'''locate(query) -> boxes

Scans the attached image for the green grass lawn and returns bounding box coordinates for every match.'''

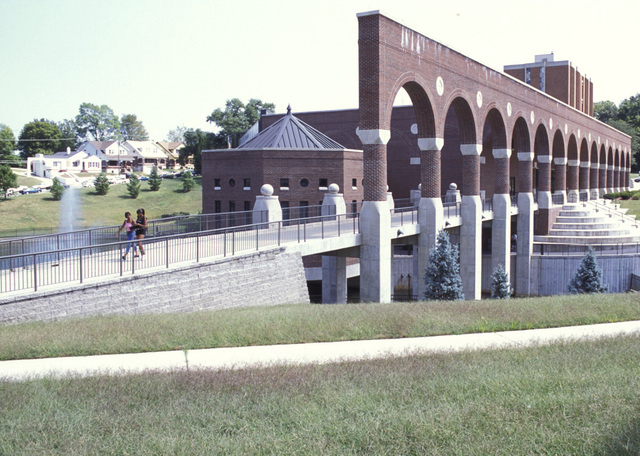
[0,177,202,233]
[620,197,640,217]
[1,293,638,361]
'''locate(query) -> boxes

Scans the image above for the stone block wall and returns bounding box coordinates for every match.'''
[0,248,310,325]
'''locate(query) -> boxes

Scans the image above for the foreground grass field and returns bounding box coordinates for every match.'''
[1,293,639,361]
[1,336,638,454]
[0,176,202,234]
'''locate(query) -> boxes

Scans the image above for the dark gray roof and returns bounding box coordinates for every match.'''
[238,106,345,150]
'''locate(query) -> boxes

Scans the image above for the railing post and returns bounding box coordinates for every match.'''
[33,254,37,292]
[322,217,324,239]
[166,238,170,268]
[256,225,259,251]
[79,248,83,284]
[196,234,200,263]
[232,231,235,256]
[223,231,227,257]
[304,222,307,242]
[278,222,281,246]
[297,222,301,243]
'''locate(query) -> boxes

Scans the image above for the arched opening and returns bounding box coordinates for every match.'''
[533,124,550,195]
[566,135,579,201]
[579,138,590,198]
[481,108,507,200]
[512,117,531,196]
[590,142,599,197]
[551,130,565,195]
[441,96,477,197]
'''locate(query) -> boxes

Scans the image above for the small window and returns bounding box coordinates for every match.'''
[319,178,328,189]
[352,178,357,188]
[280,178,289,189]
[214,178,221,189]
[281,201,290,220]
[229,178,236,188]
[244,201,251,211]
[243,178,251,189]
[229,201,236,212]
[214,200,221,213]
[300,178,309,187]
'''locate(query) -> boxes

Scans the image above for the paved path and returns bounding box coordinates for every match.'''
[2,321,639,382]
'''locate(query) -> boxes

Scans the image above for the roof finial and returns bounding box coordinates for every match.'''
[287,104,292,115]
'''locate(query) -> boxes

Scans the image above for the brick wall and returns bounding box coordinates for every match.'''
[0,248,310,325]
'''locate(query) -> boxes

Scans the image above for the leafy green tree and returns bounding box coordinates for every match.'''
[120,114,149,141]
[18,119,62,159]
[75,103,121,142]
[93,173,110,195]
[568,247,608,294]
[594,100,619,124]
[181,129,222,174]
[423,230,464,301]
[182,170,195,192]
[0,124,17,159]
[0,165,17,199]
[490,263,511,299]
[148,166,162,191]
[618,94,640,128]
[594,94,640,171]
[50,177,65,201]
[127,173,141,198]
[206,98,275,146]
[166,125,187,142]
[57,119,79,151]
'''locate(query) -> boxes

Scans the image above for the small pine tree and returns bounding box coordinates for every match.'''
[127,173,141,199]
[182,170,195,192]
[568,247,608,293]
[148,166,162,191]
[490,263,511,299]
[423,229,464,300]
[0,164,17,200]
[93,173,110,195]
[50,177,65,201]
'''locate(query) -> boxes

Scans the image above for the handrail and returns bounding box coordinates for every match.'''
[0,212,360,294]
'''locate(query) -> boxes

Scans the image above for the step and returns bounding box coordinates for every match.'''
[534,234,640,244]
[548,229,633,237]
[555,216,613,224]
[552,223,621,230]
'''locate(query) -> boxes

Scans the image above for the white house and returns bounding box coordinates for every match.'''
[122,140,168,173]
[78,141,137,174]
[156,141,186,169]
[27,149,102,179]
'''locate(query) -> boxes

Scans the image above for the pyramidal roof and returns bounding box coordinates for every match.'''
[238,105,345,150]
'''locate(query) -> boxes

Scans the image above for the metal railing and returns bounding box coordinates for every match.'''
[0,212,360,294]
[551,193,565,206]
[589,199,639,227]
[534,242,640,256]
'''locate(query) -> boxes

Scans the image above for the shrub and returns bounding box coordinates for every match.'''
[490,263,511,299]
[182,171,195,192]
[568,247,608,294]
[127,174,141,199]
[423,229,464,301]
[148,166,162,191]
[93,173,110,195]
[50,177,65,201]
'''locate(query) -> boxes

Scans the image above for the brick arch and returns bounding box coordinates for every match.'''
[399,79,437,139]
[513,117,532,194]
[482,108,509,196]
[446,95,477,146]
[552,130,566,194]
[589,142,599,195]
[614,148,621,189]
[534,124,551,193]
[606,147,614,191]
[578,138,590,195]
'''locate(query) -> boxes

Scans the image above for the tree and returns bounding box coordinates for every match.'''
[75,103,121,142]
[18,119,62,159]
[94,173,110,195]
[0,124,17,159]
[594,100,619,124]
[182,170,195,192]
[127,173,141,199]
[490,263,511,299]
[148,166,162,191]
[57,119,79,151]
[206,98,275,146]
[120,114,149,141]
[166,125,188,142]
[181,129,222,174]
[568,247,608,294]
[50,177,65,201]
[0,165,17,199]
[594,95,640,171]
[423,230,464,301]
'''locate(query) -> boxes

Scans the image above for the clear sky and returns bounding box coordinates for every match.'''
[1,0,638,141]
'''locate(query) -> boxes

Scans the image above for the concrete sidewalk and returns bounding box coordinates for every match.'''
[2,321,639,382]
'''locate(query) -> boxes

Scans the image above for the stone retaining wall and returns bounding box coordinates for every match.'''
[0,248,310,325]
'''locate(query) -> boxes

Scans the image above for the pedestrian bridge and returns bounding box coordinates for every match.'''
[0,198,510,297]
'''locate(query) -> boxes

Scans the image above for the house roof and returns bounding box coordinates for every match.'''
[51,150,86,159]
[238,106,346,150]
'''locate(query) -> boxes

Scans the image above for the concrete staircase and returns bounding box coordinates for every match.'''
[534,201,640,248]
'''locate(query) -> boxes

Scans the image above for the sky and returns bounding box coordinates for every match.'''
[1,0,639,142]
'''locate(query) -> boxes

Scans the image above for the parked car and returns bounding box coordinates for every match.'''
[634,176,640,182]
[20,187,42,194]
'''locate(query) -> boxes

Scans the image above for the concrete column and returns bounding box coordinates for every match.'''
[460,144,482,300]
[554,157,567,205]
[253,184,282,224]
[515,152,534,296]
[567,159,579,203]
[589,163,599,200]
[536,155,552,235]
[357,129,391,303]
[416,138,444,299]
[491,148,511,288]
[322,184,347,303]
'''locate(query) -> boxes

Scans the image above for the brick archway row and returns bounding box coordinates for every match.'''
[357,12,632,203]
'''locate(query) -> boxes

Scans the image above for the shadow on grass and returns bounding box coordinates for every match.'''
[600,419,640,454]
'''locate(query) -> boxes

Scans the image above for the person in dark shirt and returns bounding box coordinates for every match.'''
[133,208,148,258]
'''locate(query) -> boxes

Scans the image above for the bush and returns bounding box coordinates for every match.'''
[182,171,195,192]
[127,174,141,199]
[93,173,110,195]
[423,230,464,301]
[148,166,162,191]
[490,263,511,299]
[50,177,65,201]
[568,247,608,294]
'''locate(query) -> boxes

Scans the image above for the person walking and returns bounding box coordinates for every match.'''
[133,208,148,258]
[116,212,136,260]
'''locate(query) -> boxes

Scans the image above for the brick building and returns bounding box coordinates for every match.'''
[202,106,364,217]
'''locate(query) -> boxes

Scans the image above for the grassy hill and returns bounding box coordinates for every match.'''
[0,177,202,234]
